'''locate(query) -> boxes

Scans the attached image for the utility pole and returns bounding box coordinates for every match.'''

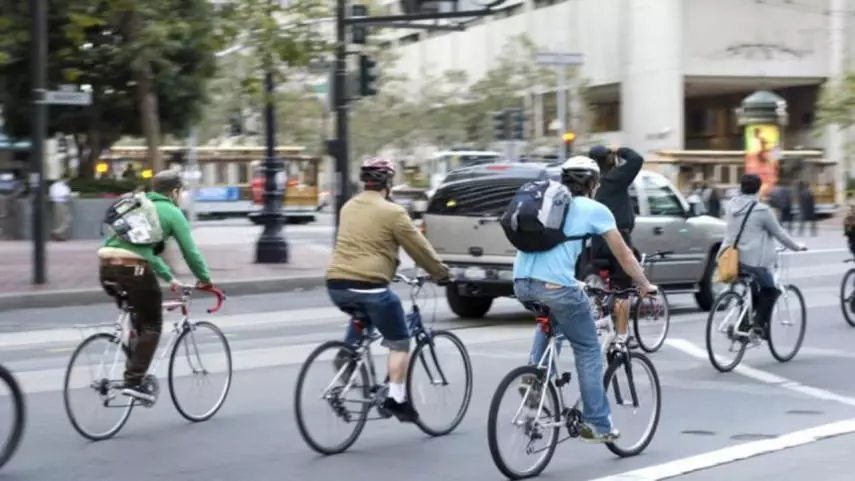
[30,0,48,285]
[332,0,349,238]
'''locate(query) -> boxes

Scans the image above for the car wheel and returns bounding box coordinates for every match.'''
[446,285,493,319]
[694,255,717,312]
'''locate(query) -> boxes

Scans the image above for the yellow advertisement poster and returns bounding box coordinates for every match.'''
[744,124,780,199]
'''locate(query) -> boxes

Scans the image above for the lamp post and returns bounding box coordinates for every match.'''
[30,0,48,284]
[254,0,289,263]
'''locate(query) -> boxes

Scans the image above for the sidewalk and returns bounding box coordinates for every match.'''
[0,234,331,311]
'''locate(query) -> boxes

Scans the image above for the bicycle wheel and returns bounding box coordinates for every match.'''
[168,321,233,422]
[705,291,748,373]
[0,365,25,470]
[839,268,855,327]
[768,284,807,363]
[487,365,560,480]
[407,330,473,437]
[631,291,671,353]
[603,351,661,457]
[294,341,371,455]
[63,333,134,441]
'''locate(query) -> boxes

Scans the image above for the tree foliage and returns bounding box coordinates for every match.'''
[815,75,855,132]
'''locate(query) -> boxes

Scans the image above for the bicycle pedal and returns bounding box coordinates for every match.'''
[554,372,572,387]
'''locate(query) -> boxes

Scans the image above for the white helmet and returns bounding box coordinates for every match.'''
[560,155,600,186]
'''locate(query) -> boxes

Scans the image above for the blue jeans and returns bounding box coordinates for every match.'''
[514,279,612,433]
[327,287,410,352]
[738,264,775,289]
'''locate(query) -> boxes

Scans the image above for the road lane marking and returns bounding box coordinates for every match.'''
[666,338,855,408]
[589,418,855,481]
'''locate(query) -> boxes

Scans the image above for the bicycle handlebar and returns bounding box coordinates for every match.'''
[584,284,657,298]
[166,284,227,314]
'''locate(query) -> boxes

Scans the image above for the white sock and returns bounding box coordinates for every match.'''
[388,382,406,403]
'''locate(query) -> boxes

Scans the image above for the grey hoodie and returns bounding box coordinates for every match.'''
[717,194,800,269]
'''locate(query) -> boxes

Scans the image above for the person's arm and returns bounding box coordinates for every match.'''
[392,209,450,280]
[759,208,801,251]
[611,147,644,188]
[150,255,175,282]
[167,204,212,282]
[589,202,649,287]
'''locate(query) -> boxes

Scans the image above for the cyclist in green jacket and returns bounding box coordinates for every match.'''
[97,169,213,402]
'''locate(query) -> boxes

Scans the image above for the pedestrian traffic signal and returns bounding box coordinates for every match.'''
[492,111,508,141]
[510,109,525,140]
[358,54,378,97]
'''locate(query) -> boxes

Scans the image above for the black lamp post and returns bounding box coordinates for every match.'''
[253,3,289,264]
[30,0,48,284]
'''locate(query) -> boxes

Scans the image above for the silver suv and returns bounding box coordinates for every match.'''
[422,162,727,318]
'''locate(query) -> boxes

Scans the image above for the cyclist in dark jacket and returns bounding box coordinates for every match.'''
[587,145,644,341]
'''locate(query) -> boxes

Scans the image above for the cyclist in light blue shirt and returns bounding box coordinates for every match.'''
[513,155,656,443]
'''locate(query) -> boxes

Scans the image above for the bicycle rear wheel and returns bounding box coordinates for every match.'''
[768,284,806,363]
[705,291,749,373]
[168,321,233,422]
[487,365,560,480]
[839,268,855,327]
[0,365,25,470]
[407,330,473,437]
[294,341,371,455]
[63,333,134,441]
[631,291,671,353]
[603,351,661,457]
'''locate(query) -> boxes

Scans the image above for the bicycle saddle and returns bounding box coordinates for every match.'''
[522,301,550,317]
[592,259,611,269]
[338,305,369,321]
[102,281,128,299]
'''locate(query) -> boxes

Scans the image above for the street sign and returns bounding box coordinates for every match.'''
[535,51,584,66]
[44,90,92,106]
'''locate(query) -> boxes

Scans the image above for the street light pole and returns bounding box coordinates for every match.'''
[332,0,350,238]
[30,0,48,284]
[254,0,289,263]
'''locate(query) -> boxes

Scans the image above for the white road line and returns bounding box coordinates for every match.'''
[666,338,855,408]
[589,418,855,481]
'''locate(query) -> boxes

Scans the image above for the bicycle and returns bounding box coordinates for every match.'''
[0,364,25,470]
[487,284,662,480]
[586,250,673,353]
[63,284,231,441]
[293,272,474,455]
[839,258,855,327]
[705,247,806,373]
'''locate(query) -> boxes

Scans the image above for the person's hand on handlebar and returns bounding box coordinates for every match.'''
[796,243,808,252]
[168,279,184,292]
[434,276,452,286]
[196,280,214,290]
[638,282,658,298]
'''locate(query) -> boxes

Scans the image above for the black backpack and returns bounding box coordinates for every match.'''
[500,179,586,253]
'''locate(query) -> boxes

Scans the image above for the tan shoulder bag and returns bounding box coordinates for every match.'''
[716,202,757,284]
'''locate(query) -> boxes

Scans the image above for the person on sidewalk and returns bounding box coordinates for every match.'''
[718,174,805,339]
[49,174,73,241]
[97,169,214,402]
[326,157,451,423]
[796,180,817,236]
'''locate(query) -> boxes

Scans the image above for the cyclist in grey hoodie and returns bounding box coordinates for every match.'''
[719,174,806,338]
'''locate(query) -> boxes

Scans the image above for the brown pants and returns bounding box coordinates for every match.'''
[99,262,163,384]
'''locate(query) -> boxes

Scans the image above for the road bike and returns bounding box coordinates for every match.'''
[839,258,855,327]
[63,284,231,441]
[705,247,806,372]
[0,364,25,470]
[294,272,473,455]
[586,249,673,353]
[487,284,662,480]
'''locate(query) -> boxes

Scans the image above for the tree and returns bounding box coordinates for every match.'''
[815,75,855,132]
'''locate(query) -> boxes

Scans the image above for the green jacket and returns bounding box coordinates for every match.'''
[102,192,211,283]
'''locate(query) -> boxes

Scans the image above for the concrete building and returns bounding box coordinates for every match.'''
[380,0,852,161]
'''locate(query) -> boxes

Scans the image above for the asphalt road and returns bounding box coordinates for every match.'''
[0,239,852,480]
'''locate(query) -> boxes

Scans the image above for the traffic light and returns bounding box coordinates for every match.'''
[563,131,576,150]
[351,5,368,44]
[510,109,525,140]
[358,54,378,97]
[492,111,508,140]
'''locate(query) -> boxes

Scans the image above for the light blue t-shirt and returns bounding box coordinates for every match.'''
[512,196,617,287]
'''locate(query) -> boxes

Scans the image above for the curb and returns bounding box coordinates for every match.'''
[0,275,328,312]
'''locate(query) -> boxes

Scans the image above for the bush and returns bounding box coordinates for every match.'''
[69,178,143,197]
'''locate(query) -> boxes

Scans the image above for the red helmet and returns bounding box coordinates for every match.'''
[360,157,396,185]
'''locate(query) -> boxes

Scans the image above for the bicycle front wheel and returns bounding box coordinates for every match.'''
[839,268,855,327]
[768,284,806,363]
[63,333,134,441]
[294,341,371,455]
[603,351,661,457]
[0,365,25,470]
[631,291,671,353]
[407,330,473,437]
[705,291,749,373]
[168,321,233,422]
[487,365,560,480]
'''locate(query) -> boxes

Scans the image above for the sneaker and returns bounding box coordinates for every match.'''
[517,375,542,409]
[579,423,621,443]
[381,398,419,423]
[121,382,155,403]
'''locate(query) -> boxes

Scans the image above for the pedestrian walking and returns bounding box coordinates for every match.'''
[49,173,73,241]
[796,180,817,236]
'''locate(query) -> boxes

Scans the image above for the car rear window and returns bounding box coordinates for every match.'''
[427,178,528,216]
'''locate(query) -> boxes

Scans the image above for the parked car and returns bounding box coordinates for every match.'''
[421,162,727,318]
